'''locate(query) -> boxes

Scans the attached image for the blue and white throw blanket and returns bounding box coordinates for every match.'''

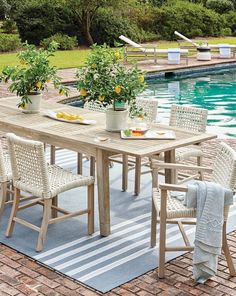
[185,181,234,283]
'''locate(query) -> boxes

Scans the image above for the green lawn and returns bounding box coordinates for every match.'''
[1,37,236,71]
[0,48,90,71]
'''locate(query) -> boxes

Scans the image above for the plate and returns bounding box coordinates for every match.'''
[121,129,176,140]
[44,110,96,125]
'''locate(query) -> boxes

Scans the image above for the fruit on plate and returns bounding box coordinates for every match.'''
[56,111,84,121]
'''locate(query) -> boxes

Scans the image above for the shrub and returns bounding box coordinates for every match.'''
[190,28,203,38]
[206,0,234,14]
[91,8,157,46]
[1,19,17,34]
[15,0,77,45]
[40,34,77,50]
[0,33,21,51]
[152,1,225,40]
[221,27,232,36]
[224,11,236,35]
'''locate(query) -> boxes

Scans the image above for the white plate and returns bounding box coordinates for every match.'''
[44,110,96,125]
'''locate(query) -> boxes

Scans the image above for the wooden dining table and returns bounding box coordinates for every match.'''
[0,97,217,236]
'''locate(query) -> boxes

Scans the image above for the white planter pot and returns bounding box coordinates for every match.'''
[168,48,181,64]
[219,44,231,58]
[22,93,42,114]
[197,47,211,61]
[105,108,128,132]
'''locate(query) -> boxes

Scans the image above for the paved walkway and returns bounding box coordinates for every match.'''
[0,74,236,295]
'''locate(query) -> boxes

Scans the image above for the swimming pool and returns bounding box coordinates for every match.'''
[140,70,236,138]
[66,68,236,138]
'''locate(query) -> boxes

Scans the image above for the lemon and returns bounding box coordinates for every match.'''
[114,85,121,94]
[70,114,78,120]
[139,75,145,83]
[76,115,84,121]
[36,81,42,88]
[80,89,87,97]
[56,112,64,118]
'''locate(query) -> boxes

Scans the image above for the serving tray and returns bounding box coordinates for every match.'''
[44,110,96,125]
[121,129,176,140]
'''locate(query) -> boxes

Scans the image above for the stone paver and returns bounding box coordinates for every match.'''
[0,68,236,295]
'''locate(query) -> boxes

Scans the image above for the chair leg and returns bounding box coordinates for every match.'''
[50,145,56,165]
[151,198,157,247]
[6,188,21,237]
[222,221,236,276]
[0,182,7,224]
[36,198,52,252]
[77,153,83,175]
[51,195,58,218]
[87,184,94,235]
[122,155,128,192]
[197,156,204,180]
[158,189,167,278]
[90,156,96,177]
[134,156,141,196]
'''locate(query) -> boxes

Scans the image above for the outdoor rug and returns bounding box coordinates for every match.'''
[0,149,236,293]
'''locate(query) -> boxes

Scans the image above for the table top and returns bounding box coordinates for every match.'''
[0,97,217,157]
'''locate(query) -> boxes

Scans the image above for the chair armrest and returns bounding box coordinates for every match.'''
[151,162,213,173]
[159,183,188,192]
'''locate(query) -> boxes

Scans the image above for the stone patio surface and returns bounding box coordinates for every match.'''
[0,60,236,295]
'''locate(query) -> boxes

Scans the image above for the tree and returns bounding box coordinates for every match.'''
[0,0,10,19]
[66,0,124,46]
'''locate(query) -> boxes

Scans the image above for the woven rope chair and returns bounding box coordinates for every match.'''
[6,133,94,252]
[152,104,208,183]
[0,137,13,223]
[151,142,236,278]
[110,98,158,195]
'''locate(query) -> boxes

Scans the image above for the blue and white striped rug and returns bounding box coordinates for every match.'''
[0,149,236,293]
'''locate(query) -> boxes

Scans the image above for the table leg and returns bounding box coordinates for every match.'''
[164,149,176,183]
[96,149,111,236]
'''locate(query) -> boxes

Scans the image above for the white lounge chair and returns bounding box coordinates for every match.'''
[119,35,188,64]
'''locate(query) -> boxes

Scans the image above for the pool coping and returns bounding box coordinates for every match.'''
[145,60,236,80]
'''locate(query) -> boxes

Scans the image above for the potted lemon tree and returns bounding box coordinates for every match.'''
[76,44,146,131]
[1,42,68,113]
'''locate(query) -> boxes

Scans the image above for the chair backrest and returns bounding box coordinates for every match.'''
[136,98,158,122]
[83,101,107,113]
[119,35,145,52]
[7,133,50,195]
[211,142,236,190]
[169,104,208,133]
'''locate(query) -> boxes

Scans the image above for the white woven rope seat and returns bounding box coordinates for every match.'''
[6,133,95,251]
[151,142,236,278]
[13,164,94,199]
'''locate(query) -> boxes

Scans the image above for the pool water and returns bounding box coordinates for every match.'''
[141,70,236,138]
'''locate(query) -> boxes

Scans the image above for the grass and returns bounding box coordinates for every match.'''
[0,48,90,71]
[0,37,236,71]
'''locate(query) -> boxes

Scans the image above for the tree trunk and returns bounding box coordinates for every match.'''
[81,12,94,46]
